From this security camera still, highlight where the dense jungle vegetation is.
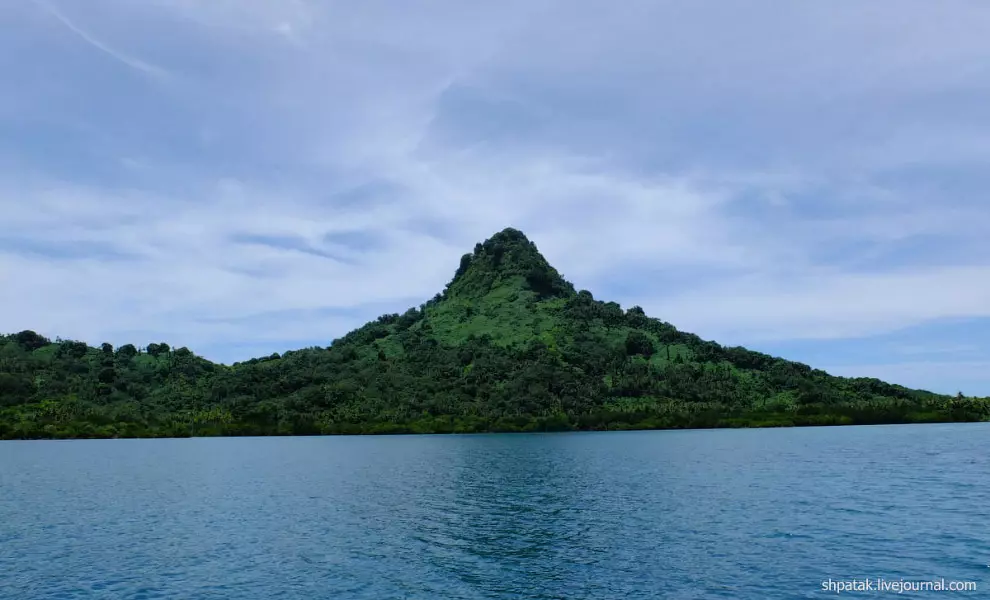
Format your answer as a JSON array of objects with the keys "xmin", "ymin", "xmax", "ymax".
[{"xmin": 2, "ymin": 228, "xmax": 987, "ymax": 439}]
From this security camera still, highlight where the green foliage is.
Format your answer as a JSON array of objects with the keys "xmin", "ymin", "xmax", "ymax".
[
  {"xmin": 1, "ymin": 228, "xmax": 985, "ymax": 439},
  {"xmin": 444, "ymin": 227, "xmax": 574, "ymax": 300},
  {"xmin": 624, "ymin": 330, "xmax": 655, "ymax": 357}
]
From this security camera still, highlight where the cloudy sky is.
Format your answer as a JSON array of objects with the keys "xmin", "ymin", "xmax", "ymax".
[{"xmin": 3, "ymin": 1, "xmax": 990, "ymax": 394}]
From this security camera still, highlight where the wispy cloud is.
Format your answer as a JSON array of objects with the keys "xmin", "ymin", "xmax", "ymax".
[
  {"xmin": 3, "ymin": 0, "xmax": 990, "ymax": 394},
  {"xmin": 0, "ymin": 236, "xmax": 139, "ymax": 262},
  {"xmin": 29, "ymin": 0, "xmax": 170, "ymax": 78},
  {"xmin": 891, "ymin": 343, "xmax": 980, "ymax": 357},
  {"xmin": 229, "ymin": 233, "xmax": 355, "ymax": 264}
]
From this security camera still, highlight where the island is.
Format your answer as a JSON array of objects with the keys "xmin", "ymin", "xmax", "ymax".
[{"xmin": 2, "ymin": 228, "xmax": 987, "ymax": 439}]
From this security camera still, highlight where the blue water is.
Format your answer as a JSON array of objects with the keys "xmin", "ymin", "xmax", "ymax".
[{"xmin": 1, "ymin": 424, "xmax": 988, "ymax": 599}]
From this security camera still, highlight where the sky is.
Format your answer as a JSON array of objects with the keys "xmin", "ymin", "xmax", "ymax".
[{"xmin": 2, "ymin": 1, "xmax": 990, "ymax": 395}]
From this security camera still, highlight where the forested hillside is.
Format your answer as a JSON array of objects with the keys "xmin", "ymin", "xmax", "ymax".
[{"xmin": 2, "ymin": 228, "xmax": 987, "ymax": 439}]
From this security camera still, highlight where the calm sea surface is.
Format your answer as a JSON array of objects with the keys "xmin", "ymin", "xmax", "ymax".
[{"xmin": 2, "ymin": 424, "xmax": 988, "ymax": 599}]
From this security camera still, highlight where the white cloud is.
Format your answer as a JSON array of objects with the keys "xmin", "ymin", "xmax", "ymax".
[
  {"xmin": 0, "ymin": 159, "xmax": 736, "ymax": 349},
  {"xmin": 3, "ymin": 0, "xmax": 990, "ymax": 389},
  {"xmin": 640, "ymin": 265, "xmax": 990, "ymax": 343}
]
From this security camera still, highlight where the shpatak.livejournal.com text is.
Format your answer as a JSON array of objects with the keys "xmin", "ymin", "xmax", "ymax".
[{"xmin": 821, "ymin": 578, "xmax": 977, "ymax": 594}]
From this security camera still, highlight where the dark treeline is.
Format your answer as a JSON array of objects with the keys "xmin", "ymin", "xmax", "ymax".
[{"xmin": 2, "ymin": 229, "xmax": 987, "ymax": 439}]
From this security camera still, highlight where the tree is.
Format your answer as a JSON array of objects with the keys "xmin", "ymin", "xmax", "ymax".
[
  {"xmin": 57, "ymin": 341, "xmax": 89, "ymax": 359},
  {"xmin": 624, "ymin": 331, "xmax": 655, "ymax": 357},
  {"xmin": 116, "ymin": 344, "xmax": 137, "ymax": 359},
  {"xmin": 147, "ymin": 343, "xmax": 170, "ymax": 357},
  {"xmin": 453, "ymin": 253, "xmax": 473, "ymax": 280},
  {"xmin": 14, "ymin": 330, "xmax": 50, "ymax": 351},
  {"xmin": 98, "ymin": 367, "xmax": 117, "ymax": 384}
]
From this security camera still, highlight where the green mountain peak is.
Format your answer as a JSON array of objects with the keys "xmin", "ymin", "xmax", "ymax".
[
  {"xmin": 445, "ymin": 227, "xmax": 575, "ymax": 300},
  {"xmin": 2, "ymin": 228, "xmax": 987, "ymax": 439}
]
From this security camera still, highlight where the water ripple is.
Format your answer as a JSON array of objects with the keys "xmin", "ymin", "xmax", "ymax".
[{"xmin": 2, "ymin": 425, "xmax": 989, "ymax": 598}]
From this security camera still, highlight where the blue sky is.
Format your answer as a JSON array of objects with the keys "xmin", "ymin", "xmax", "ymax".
[{"xmin": 3, "ymin": 1, "xmax": 990, "ymax": 395}]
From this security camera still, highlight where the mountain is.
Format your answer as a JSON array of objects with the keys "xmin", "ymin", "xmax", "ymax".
[{"xmin": 1, "ymin": 228, "xmax": 987, "ymax": 439}]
